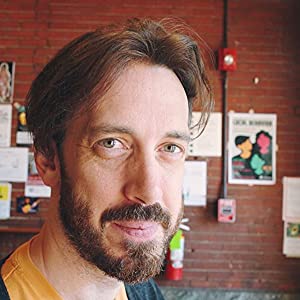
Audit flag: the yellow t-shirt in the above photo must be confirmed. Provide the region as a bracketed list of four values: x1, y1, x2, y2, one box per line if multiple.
[1, 238, 128, 300]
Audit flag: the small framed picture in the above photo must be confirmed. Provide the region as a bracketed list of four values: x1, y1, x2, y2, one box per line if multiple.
[0, 61, 15, 104]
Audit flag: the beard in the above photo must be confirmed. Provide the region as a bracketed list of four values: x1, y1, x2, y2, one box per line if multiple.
[58, 166, 183, 284]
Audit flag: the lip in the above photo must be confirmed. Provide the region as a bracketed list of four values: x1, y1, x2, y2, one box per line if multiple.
[111, 221, 159, 241]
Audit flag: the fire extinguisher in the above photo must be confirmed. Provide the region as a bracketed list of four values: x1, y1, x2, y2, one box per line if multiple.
[165, 218, 190, 280]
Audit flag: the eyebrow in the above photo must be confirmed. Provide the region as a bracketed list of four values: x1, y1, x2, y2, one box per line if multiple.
[88, 124, 134, 136]
[162, 130, 191, 143]
[88, 124, 191, 143]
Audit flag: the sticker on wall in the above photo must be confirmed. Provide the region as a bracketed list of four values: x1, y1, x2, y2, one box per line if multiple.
[228, 112, 277, 185]
[0, 61, 15, 104]
[286, 223, 300, 238]
[17, 196, 40, 214]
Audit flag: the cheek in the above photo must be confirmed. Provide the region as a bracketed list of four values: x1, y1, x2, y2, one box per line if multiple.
[162, 169, 184, 220]
[72, 161, 123, 211]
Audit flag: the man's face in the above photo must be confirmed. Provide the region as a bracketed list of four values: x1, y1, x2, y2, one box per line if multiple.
[58, 63, 190, 283]
[238, 138, 253, 152]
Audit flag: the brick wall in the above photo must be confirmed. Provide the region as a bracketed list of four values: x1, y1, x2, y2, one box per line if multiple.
[0, 0, 300, 292]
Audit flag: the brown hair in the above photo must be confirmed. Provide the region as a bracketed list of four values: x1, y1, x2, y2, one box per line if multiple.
[26, 18, 214, 159]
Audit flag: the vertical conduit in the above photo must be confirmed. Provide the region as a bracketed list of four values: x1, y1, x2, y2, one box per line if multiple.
[221, 0, 229, 199]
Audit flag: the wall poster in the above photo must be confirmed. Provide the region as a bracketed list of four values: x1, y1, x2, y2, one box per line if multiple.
[228, 112, 277, 185]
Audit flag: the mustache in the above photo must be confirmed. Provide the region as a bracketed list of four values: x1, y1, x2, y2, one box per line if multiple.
[101, 203, 171, 230]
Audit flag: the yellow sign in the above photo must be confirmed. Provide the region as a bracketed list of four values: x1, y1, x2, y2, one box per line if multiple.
[0, 183, 10, 200]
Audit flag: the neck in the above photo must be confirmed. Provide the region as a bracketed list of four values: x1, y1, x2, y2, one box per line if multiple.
[240, 150, 251, 159]
[30, 208, 122, 300]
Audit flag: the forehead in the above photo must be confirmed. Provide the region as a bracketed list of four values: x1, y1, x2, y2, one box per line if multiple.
[76, 63, 190, 137]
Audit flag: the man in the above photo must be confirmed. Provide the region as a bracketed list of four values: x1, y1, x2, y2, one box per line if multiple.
[232, 135, 255, 179]
[0, 18, 213, 299]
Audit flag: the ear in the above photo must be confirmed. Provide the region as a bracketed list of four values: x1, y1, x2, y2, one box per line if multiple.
[34, 145, 61, 188]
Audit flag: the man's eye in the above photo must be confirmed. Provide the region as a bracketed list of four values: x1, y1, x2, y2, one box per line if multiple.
[163, 144, 182, 153]
[93, 138, 129, 159]
[99, 138, 123, 149]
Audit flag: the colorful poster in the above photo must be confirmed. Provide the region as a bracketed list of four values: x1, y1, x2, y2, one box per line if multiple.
[228, 113, 276, 185]
[0, 62, 15, 104]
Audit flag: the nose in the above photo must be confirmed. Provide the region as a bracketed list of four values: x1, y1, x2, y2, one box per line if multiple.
[123, 153, 163, 206]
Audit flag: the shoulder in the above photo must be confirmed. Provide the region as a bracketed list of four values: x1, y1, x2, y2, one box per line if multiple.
[125, 279, 164, 300]
[0, 256, 11, 300]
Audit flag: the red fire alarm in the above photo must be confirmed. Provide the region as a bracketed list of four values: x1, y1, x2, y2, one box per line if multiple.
[218, 48, 237, 71]
[218, 199, 236, 223]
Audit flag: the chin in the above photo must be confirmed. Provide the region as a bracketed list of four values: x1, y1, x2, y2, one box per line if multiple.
[93, 237, 168, 284]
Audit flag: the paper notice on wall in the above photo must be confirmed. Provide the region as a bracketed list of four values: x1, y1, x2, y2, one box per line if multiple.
[25, 180, 51, 198]
[0, 182, 12, 219]
[282, 177, 300, 222]
[16, 131, 33, 145]
[25, 152, 51, 198]
[283, 222, 300, 257]
[188, 112, 222, 157]
[0, 104, 12, 147]
[0, 147, 28, 182]
[182, 160, 207, 206]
